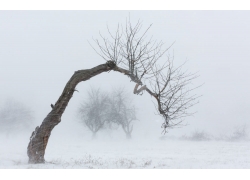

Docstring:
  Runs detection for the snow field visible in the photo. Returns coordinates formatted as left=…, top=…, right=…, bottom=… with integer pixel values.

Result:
left=1, top=134, right=250, bottom=169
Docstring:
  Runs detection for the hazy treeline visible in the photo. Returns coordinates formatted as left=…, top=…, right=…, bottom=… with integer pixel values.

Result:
left=0, top=99, right=34, bottom=136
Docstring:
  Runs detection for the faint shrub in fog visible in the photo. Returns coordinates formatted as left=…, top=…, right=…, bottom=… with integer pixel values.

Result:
left=181, top=125, right=249, bottom=142
left=180, top=130, right=211, bottom=141
left=229, top=124, right=248, bottom=141
left=191, top=130, right=211, bottom=141
left=0, top=99, right=34, bottom=136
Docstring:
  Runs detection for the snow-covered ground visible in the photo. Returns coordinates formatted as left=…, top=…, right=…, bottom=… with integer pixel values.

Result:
left=1, top=133, right=250, bottom=169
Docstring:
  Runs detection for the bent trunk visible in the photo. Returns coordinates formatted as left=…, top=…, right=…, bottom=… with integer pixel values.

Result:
left=27, top=61, right=116, bottom=163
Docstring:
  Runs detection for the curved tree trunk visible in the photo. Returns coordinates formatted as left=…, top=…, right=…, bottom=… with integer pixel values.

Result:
left=27, top=61, right=116, bottom=164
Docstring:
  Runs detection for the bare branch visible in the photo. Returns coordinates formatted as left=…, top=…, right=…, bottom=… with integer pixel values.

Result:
left=92, top=18, right=201, bottom=133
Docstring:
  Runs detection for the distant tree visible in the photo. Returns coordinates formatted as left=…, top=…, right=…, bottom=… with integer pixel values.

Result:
left=27, top=19, right=200, bottom=163
left=78, top=88, right=137, bottom=139
left=0, top=100, right=34, bottom=136
left=107, top=89, right=137, bottom=139
left=78, top=88, right=110, bottom=138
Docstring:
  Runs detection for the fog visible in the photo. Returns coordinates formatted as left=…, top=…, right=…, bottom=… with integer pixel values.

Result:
left=0, top=11, right=250, bottom=168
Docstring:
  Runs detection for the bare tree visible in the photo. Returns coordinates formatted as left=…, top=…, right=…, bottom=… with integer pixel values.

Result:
left=78, top=88, right=110, bottom=138
left=92, top=19, right=200, bottom=133
left=0, top=100, right=34, bottom=137
left=78, top=88, right=137, bottom=139
left=107, top=88, right=137, bottom=139
left=27, top=19, right=200, bottom=163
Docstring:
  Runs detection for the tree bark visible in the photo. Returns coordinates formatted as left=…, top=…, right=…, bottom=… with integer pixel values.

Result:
left=27, top=61, right=116, bottom=164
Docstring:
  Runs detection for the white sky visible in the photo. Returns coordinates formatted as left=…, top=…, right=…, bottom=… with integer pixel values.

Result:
left=1, top=10, right=250, bottom=137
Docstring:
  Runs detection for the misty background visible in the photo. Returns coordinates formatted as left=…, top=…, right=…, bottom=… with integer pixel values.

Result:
left=0, top=11, right=249, bottom=141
